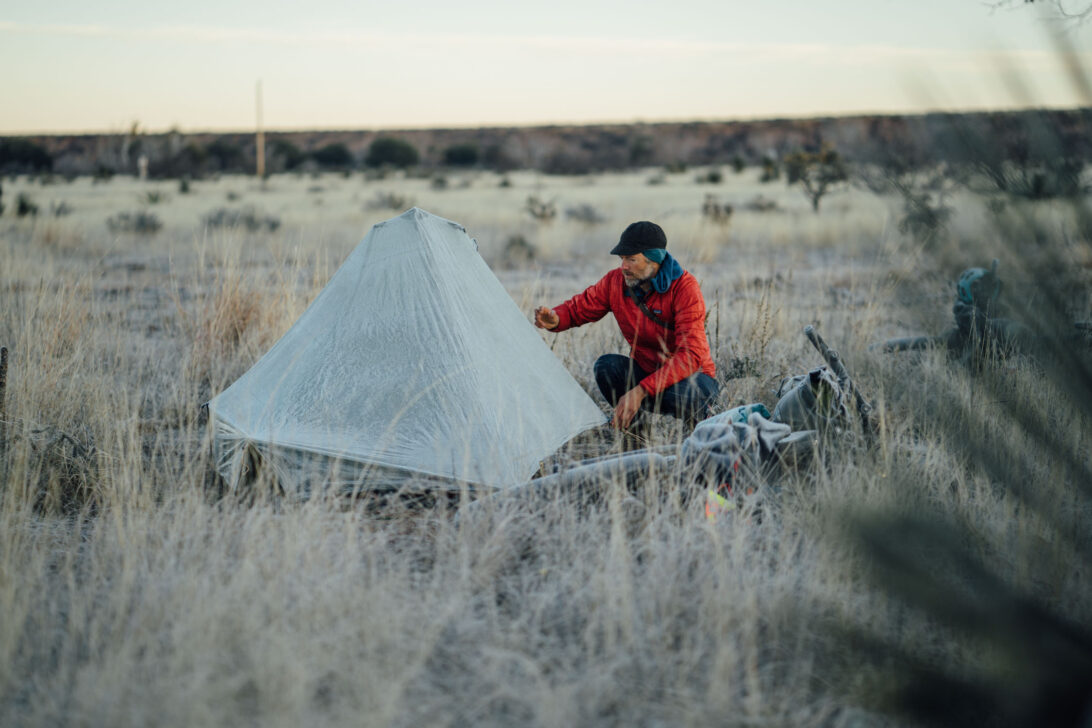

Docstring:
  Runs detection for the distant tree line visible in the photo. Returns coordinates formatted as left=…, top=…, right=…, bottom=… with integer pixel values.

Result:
left=0, top=138, right=53, bottom=174
left=0, top=132, right=512, bottom=179
left=2, top=109, right=1088, bottom=194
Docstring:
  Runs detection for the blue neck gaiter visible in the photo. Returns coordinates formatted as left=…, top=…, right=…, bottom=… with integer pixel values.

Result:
left=649, top=252, right=684, bottom=293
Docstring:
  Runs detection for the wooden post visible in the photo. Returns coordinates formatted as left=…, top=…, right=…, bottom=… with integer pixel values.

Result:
left=255, top=80, right=265, bottom=180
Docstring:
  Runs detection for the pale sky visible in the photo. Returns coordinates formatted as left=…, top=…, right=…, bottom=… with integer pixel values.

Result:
left=1, top=1, right=1089, bottom=134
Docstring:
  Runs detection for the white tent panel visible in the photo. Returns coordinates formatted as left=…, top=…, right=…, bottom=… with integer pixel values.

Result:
left=209, top=208, right=605, bottom=492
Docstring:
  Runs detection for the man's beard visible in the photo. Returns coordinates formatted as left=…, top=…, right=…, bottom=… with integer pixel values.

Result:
left=624, top=272, right=651, bottom=288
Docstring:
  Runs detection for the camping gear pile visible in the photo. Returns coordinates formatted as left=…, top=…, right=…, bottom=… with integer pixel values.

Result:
left=879, top=260, right=1035, bottom=363
left=655, top=325, right=870, bottom=519
left=460, top=325, right=872, bottom=523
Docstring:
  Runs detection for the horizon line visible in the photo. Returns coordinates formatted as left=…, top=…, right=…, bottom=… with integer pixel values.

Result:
left=5, top=102, right=1089, bottom=138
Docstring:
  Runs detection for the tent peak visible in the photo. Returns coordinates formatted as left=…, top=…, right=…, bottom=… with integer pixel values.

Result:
left=375, top=207, right=467, bottom=236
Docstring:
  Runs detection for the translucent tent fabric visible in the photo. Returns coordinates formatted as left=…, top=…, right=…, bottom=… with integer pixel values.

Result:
left=208, top=208, right=606, bottom=493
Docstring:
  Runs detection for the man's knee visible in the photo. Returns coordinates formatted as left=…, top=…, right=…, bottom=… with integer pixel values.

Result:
left=688, top=374, right=719, bottom=411
left=592, top=354, right=614, bottom=379
left=594, top=355, right=640, bottom=404
left=659, top=373, right=719, bottom=419
left=696, top=374, right=719, bottom=402
left=593, top=354, right=632, bottom=384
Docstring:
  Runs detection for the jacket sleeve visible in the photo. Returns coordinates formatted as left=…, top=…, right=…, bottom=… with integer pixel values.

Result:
left=552, top=273, right=613, bottom=332
left=639, top=278, right=710, bottom=395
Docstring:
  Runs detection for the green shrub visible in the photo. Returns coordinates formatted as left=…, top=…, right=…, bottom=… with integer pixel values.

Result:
left=744, top=194, right=779, bottom=212
left=696, top=168, right=723, bottom=184
left=312, top=143, right=354, bottom=170
left=525, top=195, right=556, bottom=222
left=565, top=203, right=605, bottom=224
left=783, top=145, right=849, bottom=212
left=366, top=138, right=419, bottom=168
left=0, top=138, right=52, bottom=174
left=759, top=158, right=780, bottom=183
left=207, top=139, right=245, bottom=171
left=482, top=144, right=518, bottom=172
left=978, top=157, right=1086, bottom=200
left=443, top=143, right=479, bottom=167
left=542, top=151, right=593, bottom=176
left=898, top=191, right=953, bottom=244
left=366, top=191, right=412, bottom=211
left=166, top=144, right=208, bottom=179
left=269, top=139, right=306, bottom=171
left=16, top=192, right=38, bottom=217
left=202, top=207, right=281, bottom=233
left=629, top=136, right=655, bottom=166
left=50, top=201, right=73, bottom=217
left=502, top=235, right=536, bottom=266
left=107, top=211, right=162, bottom=234
left=701, top=194, right=733, bottom=223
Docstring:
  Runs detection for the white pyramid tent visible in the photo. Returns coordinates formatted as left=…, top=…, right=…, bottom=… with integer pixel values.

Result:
left=209, top=208, right=605, bottom=493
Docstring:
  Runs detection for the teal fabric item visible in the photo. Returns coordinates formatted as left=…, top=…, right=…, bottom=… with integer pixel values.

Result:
left=650, top=252, right=684, bottom=293
left=642, top=248, right=667, bottom=264
left=723, top=403, right=772, bottom=423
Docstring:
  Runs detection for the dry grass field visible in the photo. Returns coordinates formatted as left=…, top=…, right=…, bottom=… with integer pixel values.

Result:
left=1, top=164, right=1091, bottom=726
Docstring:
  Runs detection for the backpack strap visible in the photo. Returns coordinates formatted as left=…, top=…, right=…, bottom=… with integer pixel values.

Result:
left=624, top=285, right=675, bottom=330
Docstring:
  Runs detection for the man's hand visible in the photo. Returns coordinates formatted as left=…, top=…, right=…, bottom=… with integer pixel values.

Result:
left=534, top=306, right=559, bottom=330
left=611, top=386, right=647, bottom=429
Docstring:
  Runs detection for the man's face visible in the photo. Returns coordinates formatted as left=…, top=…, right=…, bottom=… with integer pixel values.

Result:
left=620, top=253, right=658, bottom=287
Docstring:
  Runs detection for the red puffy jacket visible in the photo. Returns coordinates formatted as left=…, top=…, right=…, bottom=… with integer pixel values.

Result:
left=552, top=268, right=716, bottom=395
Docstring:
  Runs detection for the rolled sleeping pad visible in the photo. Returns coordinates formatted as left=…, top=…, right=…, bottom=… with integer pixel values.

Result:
left=456, top=451, right=676, bottom=524
left=538, top=444, right=679, bottom=474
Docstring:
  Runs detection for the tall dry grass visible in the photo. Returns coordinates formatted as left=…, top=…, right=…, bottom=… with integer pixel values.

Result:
left=0, top=132, right=1089, bottom=728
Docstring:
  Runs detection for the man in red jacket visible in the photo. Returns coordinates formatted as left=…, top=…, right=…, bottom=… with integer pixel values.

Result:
left=535, top=221, right=718, bottom=430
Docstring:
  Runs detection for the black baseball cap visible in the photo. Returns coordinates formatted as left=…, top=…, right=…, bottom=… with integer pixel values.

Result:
left=610, top=221, right=667, bottom=255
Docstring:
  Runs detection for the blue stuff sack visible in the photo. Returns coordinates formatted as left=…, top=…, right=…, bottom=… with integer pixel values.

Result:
left=697, top=403, right=771, bottom=427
